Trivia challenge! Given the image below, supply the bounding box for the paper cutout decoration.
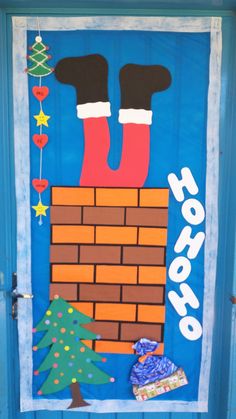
[133,368,188,401]
[32,134,48,149]
[130,338,187,400]
[49,186,168,355]
[27,33,53,225]
[27,35,53,77]
[32,86,49,101]
[130,339,178,386]
[55,54,171,187]
[33,296,114,408]
[32,179,49,193]
[32,201,49,217]
[20,22,220,412]
[33,109,50,127]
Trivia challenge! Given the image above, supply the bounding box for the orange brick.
[52,187,94,205]
[95,303,136,321]
[139,266,166,284]
[96,226,137,245]
[96,266,137,284]
[139,189,169,207]
[70,302,94,317]
[52,225,94,244]
[95,340,134,354]
[81,340,93,349]
[138,305,166,323]
[96,188,138,207]
[139,228,167,246]
[52,265,94,283]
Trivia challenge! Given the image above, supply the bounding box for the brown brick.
[52,225,94,244]
[96,265,137,284]
[126,208,168,227]
[83,207,124,225]
[96,188,138,207]
[123,246,165,265]
[96,226,137,245]
[122,285,164,304]
[79,284,120,302]
[50,245,78,263]
[50,206,82,224]
[84,321,119,340]
[121,323,163,342]
[80,245,121,264]
[95,303,136,321]
[50,283,77,300]
[52,187,94,206]
[95,340,134,354]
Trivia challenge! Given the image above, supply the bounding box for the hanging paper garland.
[26,34,53,225]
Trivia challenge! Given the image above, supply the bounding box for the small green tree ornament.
[27,35,53,77]
[33,296,115,408]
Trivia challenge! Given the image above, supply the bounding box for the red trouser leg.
[80,117,150,187]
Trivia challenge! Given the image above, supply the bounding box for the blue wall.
[0,6,236,419]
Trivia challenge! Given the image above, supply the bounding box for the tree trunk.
[68,382,90,409]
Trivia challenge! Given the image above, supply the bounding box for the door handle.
[11,273,33,320]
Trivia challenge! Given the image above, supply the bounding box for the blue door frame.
[0,6,236,419]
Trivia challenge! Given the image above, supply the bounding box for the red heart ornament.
[32,179,49,193]
[33,134,48,149]
[32,86,49,102]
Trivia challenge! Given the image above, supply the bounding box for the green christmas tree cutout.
[27,35,53,77]
[33,296,115,409]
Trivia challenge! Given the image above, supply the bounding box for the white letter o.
[181,198,205,225]
[179,316,202,341]
[169,256,191,283]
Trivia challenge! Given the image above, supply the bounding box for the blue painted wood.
[170,414,195,418]
[1,0,236,12]
[90,414,116,419]
[226,16,236,419]
[144,413,170,418]
[228,308,236,419]
[63,411,88,418]
[36,412,62,419]
[117,414,143,419]
[0,8,17,419]
[16,413,36,419]
[226,26,236,416]
[207,15,236,419]
[0,6,236,419]
[117,413,141,418]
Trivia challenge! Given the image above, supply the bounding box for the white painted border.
[198,16,222,406]
[12,15,221,413]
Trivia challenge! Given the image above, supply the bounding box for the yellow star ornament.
[34,110,50,127]
[32,201,49,217]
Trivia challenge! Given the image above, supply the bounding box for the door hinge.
[11,272,33,320]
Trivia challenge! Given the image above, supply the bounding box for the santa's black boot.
[119,63,171,124]
[55,54,111,118]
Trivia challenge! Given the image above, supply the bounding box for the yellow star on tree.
[34,110,50,127]
[32,201,49,217]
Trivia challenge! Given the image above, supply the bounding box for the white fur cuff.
[77,102,111,119]
[118,109,153,125]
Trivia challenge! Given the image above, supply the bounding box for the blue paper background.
[29,29,210,401]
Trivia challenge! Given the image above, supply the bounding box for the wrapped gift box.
[133,368,188,401]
